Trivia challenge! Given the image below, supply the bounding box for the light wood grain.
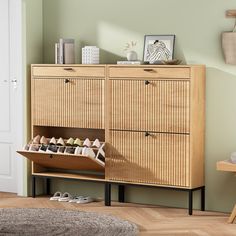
[110,79,190,133]
[32,66,105,77]
[17,150,104,171]
[32,78,105,129]
[106,131,190,187]
[109,66,190,79]
[0,193,234,235]
[189,66,205,188]
[216,160,236,172]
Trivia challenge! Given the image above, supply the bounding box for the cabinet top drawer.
[108,66,190,79]
[32,66,106,78]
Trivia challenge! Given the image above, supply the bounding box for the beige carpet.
[0,208,138,236]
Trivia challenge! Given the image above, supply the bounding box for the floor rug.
[0,208,138,236]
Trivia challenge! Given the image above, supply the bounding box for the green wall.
[23,0,43,195]
[30,0,236,213]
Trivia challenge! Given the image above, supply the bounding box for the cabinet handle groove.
[145,132,150,137]
[144,68,154,72]
[145,80,150,85]
[64,79,70,84]
[63,68,73,71]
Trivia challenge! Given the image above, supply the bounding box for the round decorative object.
[0,208,138,236]
[126,51,138,61]
[161,59,182,65]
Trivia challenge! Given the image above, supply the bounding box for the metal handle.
[144,68,154,72]
[145,80,150,85]
[63,68,73,71]
[145,132,150,137]
[64,79,70,84]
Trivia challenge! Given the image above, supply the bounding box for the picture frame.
[143,35,175,64]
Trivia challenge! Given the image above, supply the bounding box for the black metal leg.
[118,185,125,203]
[46,178,51,195]
[188,190,193,215]
[105,183,111,206]
[32,176,36,198]
[201,186,205,211]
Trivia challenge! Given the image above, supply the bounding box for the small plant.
[124,41,137,52]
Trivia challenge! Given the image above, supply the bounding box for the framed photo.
[143,35,175,64]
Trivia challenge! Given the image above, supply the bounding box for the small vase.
[126,51,138,61]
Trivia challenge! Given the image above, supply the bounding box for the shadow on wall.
[205,67,236,212]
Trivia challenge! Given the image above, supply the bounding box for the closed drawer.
[32,78,105,129]
[106,130,190,187]
[109,66,190,79]
[32,66,105,77]
[110,79,190,133]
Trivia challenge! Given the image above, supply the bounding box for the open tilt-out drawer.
[17,150,105,172]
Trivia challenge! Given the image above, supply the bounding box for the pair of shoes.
[83,138,101,148]
[66,138,82,146]
[49,137,65,146]
[81,147,96,158]
[49,192,73,202]
[32,135,49,145]
[50,192,94,204]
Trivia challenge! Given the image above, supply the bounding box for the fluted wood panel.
[106,131,190,187]
[32,78,104,129]
[111,79,190,133]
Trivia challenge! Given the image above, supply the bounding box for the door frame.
[9,0,25,195]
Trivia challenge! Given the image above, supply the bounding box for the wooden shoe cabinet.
[18,64,205,215]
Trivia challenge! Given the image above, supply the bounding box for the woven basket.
[222,23,236,65]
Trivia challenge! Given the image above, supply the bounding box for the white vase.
[126,51,138,61]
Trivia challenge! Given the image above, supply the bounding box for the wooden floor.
[0,192,236,235]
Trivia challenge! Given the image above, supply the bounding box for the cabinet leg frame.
[46,178,51,195]
[118,185,125,203]
[32,176,36,198]
[105,183,111,206]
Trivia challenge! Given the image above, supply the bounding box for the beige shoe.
[83,138,91,147]
[32,135,41,144]
[49,137,57,145]
[29,144,40,152]
[40,136,48,145]
[57,137,65,146]
[66,138,74,146]
[74,138,82,147]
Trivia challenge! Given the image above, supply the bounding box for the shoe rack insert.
[19,65,106,181]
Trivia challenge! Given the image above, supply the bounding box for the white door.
[0,0,18,193]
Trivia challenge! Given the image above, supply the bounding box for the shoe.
[69,196,84,203]
[39,144,48,152]
[57,137,65,146]
[74,146,83,155]
[64,147,75,154]
[96,143,105,165]
[49,137,57,145]
[58,192,73,202]
[76,196,94,204]
[46,145,58,153]
[66,138,74,146]
[32,135,41,144]
[92,139,101,148]
[83,138,91,147]
[57,146,66,153]
[22,144,30,151]
[50,191,62,201]
[40,136,48,145]
[82,147,96,158]
[74,138,82,147]
[29,144,39,152]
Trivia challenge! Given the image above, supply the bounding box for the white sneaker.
[75,146,83,155]
[83,138,91,147]
[69,196,84,203]
[92,139,101,148]
[76,196,94,204]
[82,147,96,158]
[50,191,62,201]
[58,192,73,202]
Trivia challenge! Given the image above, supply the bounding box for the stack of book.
[55,39,75,64]
[82,46,99,64]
